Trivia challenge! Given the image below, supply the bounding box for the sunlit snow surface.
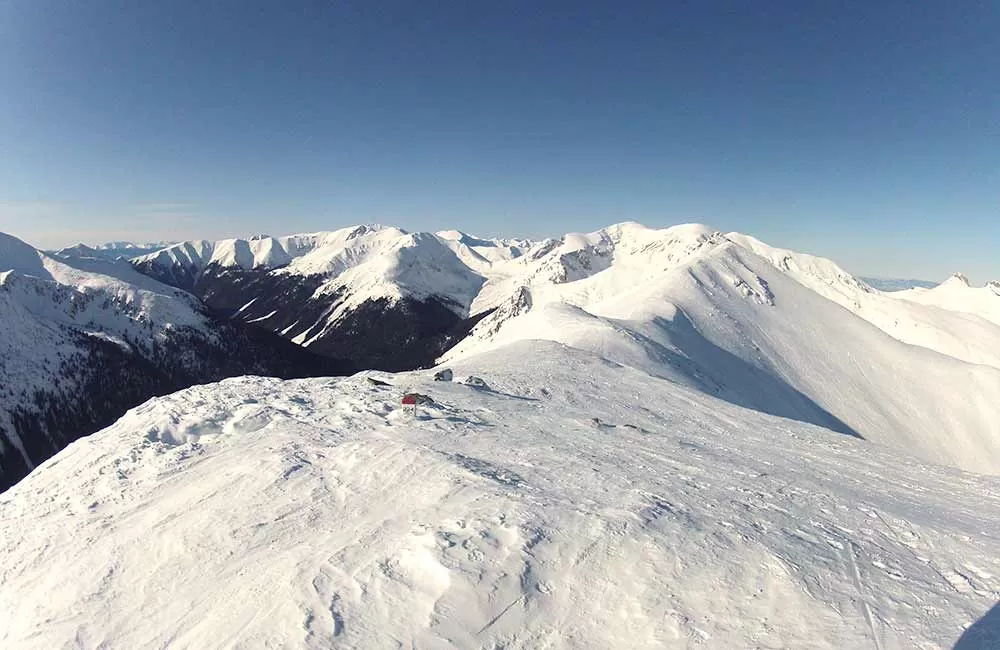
[2,342,998,649]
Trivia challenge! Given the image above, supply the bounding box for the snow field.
[2,342,999,649]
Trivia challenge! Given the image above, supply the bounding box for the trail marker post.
[401,393,418,416]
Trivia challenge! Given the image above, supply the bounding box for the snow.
[126,223,1000,374]
[897,274,1000,328]
[0,231,51,280]
[6,221,1000,647]
[0,232,212,367]
[127,221,1000,474]
[1,341,998,649]
[288,229,485,315]
[207,236,294,270]
[444,229,1000,475]
[0,233,217,473]
[134,240,218,275]
[52,241,175,260]
[133,225,489,324]
[724,233,1000,369]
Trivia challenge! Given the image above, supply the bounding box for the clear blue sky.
[1,1,997,281]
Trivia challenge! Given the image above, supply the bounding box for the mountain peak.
[941,272,971,288]
[0,231,49,278]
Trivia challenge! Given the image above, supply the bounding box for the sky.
[0,1,997,282]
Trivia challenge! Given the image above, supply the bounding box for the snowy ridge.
[721,234,1000,369]
[130,226,504,367]
[53,241,176,261]
[1,342,998,649]
[133,225,490,317]
[897,273,1000,327]
[442,226,1000,474]
[0,232,51,279]
[282,227,485,316]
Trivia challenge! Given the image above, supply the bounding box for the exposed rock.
[460,375,489,390]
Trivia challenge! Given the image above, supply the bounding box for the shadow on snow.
[953,601,1000,650]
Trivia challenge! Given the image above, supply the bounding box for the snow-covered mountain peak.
[207,236,292,271]
[942,272,971,288]
[346,223,397,240]
[295,228,485,316]
[0,231,50,279]
[53,241,176,261]
[723,231,872,295]
[895,271,1000,327]
[280,226,411,274]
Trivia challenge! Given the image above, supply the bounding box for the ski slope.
[1,341,998,649]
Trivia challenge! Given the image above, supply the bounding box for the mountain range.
[3,222,1000,647]
[119,222,1000,473]
[3,223,999,489]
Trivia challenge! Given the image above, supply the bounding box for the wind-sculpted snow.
[1,342,998,649]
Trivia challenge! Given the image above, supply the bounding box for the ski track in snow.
[2,342,999,649]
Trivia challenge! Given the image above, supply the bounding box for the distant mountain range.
[860,276,937,291]
[4,223,1000,491]
[52,241,177,260]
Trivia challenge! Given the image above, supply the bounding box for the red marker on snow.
[402,393,419,415]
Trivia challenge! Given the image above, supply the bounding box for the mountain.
[861,277,937,291]
[895,273,1000,327]
[52,241,176,261]
[443,222,1000,474]
[725,234,1000,370]
[0,232,349,491]
[131,226,499,370]
[1,341,998,649]
[125,222,1000,475]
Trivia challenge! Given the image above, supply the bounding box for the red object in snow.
[401,394,418,405]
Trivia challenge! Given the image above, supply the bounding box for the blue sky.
[1,1,997,281]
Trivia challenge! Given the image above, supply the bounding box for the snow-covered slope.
[1,341,998,649]
[725,233,1000,370]
[896,273,1000,327]
[443,224,1000,474]
[0,232,347,491]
